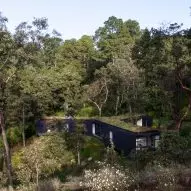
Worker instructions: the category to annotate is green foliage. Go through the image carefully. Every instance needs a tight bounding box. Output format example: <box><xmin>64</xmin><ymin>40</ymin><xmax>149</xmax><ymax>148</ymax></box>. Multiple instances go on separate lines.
<box><xmin>130</xmin><ymin>149</ymin><xmax>156</xmax><ymax>170</ymax></box>
<box><xmin>6</xmin><ymin>127</ymin><xmax>22</xmax><ymax>147</ymax></box>
<box><xmin>55</xmin><ymin>111</ymin><xmax>65</xmax><ymax>117</ymax></box>
<box><xmin>94</xmin><ymin>16</ymin><xmax>140</xmax><ymax>60</ymax></box>
<box><xmin>77</xmin><ymin>106</ymin><xmax>96</xmax><ymax>117</ymax></box>
<box><xmin>180</xmin><ymin>124</ymin><xmax>191</xmax><ymax>137</ymax></box>
<box><xmin>157</xmin><ymin>132</ymin><xmax>191</xmax><ymax>165</ymax></box>
<box><xmin>81</xmin><ymin>137</ymin><xmax>105</xmax><ymax>160</ymax></box>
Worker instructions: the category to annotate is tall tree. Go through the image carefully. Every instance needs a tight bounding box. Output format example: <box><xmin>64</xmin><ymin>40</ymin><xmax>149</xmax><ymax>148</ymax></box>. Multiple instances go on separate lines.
<box><xmin>94</xmin><ymin>16</ymin><xmax>141</xmax><ymax>61</ymax></box>
<box><xmin>133</xmin><ymin>24</ymin><xmax>191</xmax><ymax>130</ymax></box>
<box><xmin>0</xmin><ymin>12</ymin><xmax>16</xmax><ymax>190</ymax></box>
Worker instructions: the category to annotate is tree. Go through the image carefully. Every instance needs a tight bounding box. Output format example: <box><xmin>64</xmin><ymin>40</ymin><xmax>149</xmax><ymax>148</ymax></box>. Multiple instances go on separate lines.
<box><xmin>86</xmin><ymin>77</ymin><xmax>109</xmax><ymax>116</ymax></box>
<box><xmin>56</xmin><ymin>35</ymin><xmax>95</xmax><ymax>69</ymax></box>
<box><xmin>12</xmin><ymin>133</ymin><xmax>74</xmax><ymax>187</ymax></box>
<box><xmin>95</xmin><ymin>59</ymin><xmax>142</xmax><ymax>115</ymax></box>
<box><xmin>133</xmin><ymin>24</ymin><xmax>191</xmax><ymax>130</ymax></box>
<box><xmin>94</xmin><ymin>16</ymin><xmax>141</xmax><ymax>61</ymax></box>
<box><xmin>0</xmin><ymin>13</ymin><xmax>17</xmax><ymax>190</ymax></box>
<box><xmin>64</xmin><ymin>122</ymin><xmax>85</xmax><ymax>165</ymax></box>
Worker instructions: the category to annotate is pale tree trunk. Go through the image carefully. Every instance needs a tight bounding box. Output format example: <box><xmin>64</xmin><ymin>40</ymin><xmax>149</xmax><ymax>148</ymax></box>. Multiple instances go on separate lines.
<box><xmin>77</xmin><ymin>150</ymin><xmax>80</xmax><ymax>165</ymax></box>
<box><xmin>176</xmin><ymin>93</ymin><xmax>191</xmax><ymax>130</ymax></box>
<box><xmin>0</xmin><ymin>112</ymin><xmax>13</xmax><ymax>191</ymax></box>
<box><xmin>176</xmin><ymin>74</ymin><xmax>191</xmax><ymax>130</ymax></box>
<box><xmin>36</xmin><ymin>163</ymin><xmax>39</xmax><ymax>191</ymax></box>
<box><xmin>88</xmin><ymin>100</ymin><xmax>102</xmax><ymax>117</ymax></box>
<box><xmin>88</xmin><ymin>77</ymin><xmax>109</xmax><ymax>117</ymax></box>
<box><xmin>115</xmin><ymin>95</ymin><xmax>119</xmax><ymax>116</ymax></box>
<box><xmin>98</xmin><ymin>107</ymin><xmax>102</xmax><ymax>117</ymax></box>
<box><xmin>22</xmin><ymin>105</ymin><xmax>26</xmax><ymax>147</ymax></box>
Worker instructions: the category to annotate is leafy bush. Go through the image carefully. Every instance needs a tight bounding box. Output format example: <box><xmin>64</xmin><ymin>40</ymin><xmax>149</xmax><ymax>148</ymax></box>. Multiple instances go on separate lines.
<box><xmin>6</xmin><ymin>127</ymin><xmax>22</xmax><ymax>147</ymax></box>
<box><xmin>16</xmin><ymin>178</ymin><xmax>62</xmax><ymax>191</ymax></box>
<box><xmin>129</xmin><ymin>149</ymin><xmax>156</xmax><ymax>170</ymax></box>
<box><xmin>157</xmin><ymin>132</ymin><xmax>191</xmax><ymax>165</ymax></box>
<box><xmin>24</xmin><ymin>122</ymin><xmax>36</xmax><ymax>139</ymax></box>
<box><xmin>81</xmin><ymin>137</ymin><xmax>105</xmax><ymax>161</ymax></box>
<box><xmin>77</xmin><ymin>106</ymin><xmax>96</xmax><ymax>117</ymax></box>
<box><xmin>55</xmin><ymin>111</ymin><xmax>65</xmax><ymax>117</ymax></box>
<box><xmin>180</xmin><ymin>124</ymin><xmax>191</xmax><ymax>137</ymax></box>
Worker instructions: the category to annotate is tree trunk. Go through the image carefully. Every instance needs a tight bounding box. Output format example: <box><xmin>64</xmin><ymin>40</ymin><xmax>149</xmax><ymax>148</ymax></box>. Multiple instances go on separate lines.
<box><xmin>98</xmin><ymin>108</ymin><xmax>102</xmax><ymax>117</ymax></box>
<box><xmin>129</xmin><ymin>103</ymin><xmax>132</xmax><ymax>114</ymax></box>
<box><xmin>176</xmin><ymin>93</ymin><xmax>191</xmax><ymax>130</ymax></box>
<box><xmin>22</xmin><ymin>105</ymin><xmax>26</xmax><ymax>147</ymax></box>
<box><xmin>0</xmin><ymin>112</ymin><xmax>13</xmax><ymax>190</ymax></box>
<box><xmin>115</xmin><ymin>96</ymin><xmax>119</xmax><ymax>116</ymax></box>
<box><xmin>36</xmin><ymin>163</ymin><xmax>39</xmax><ymax>191</ymax></box>
<box><xmin>77</xmin><ymin>150</ymin><xmax>80</xmax><ymax>165</ymax></box>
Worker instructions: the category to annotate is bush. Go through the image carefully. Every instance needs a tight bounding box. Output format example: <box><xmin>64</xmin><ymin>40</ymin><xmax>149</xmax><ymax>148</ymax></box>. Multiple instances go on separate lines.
<box><xmin>6</xmin><ymin>127</ymin><xmax>22</xmax><ymax>147</ymax></box>
<box><xmin>81</xmin><ymin>137</ymin><xmax>105</xmax><ymax>161</ymax></box>
<box><xmin>55</xmin><ymin>111</ymin><xmax>65</xmax><ymax>117</ymax></box>
<box><xmin>15</xmin><ymin>178</ymin><xmax>62</xmax><ymax>191</ymax></box>
<box><xmin>129</xmin><ymin>149</ymin><xmax>156</xmax><ymax>170</ymax></box>
<box><xmin>157</xmin><ymin>132</ymin><xmax>191</xmax><ymax>165</ymax></box>
<box><xmin>138</xmin><ymin>164</ymin><xmax>177</xmax><ymax>191</ymax></box>
<box><xmin>77</xmin><ymin>106</ymin><xmax>96</xmax><ymax>117</ymax></box>
<box><xmin>81</xmin><ymin>161</ymin><xmax>135</xmax><ymax>191</ymax></box>
<box><xmin>180</xmin><ymin>124</ymin><xmax>191</xmax><ymax>137</ymax></box>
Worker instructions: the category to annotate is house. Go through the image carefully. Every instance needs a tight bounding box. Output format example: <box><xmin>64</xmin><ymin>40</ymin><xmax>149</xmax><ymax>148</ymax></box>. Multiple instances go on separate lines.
<box><xmin>36</xmin><ymin>116</ymin><xmax>160</xmax><ymax>156</ymax></box>
<box><xmin>83</xmin><ymin>119</ymin><xmax>160</xmax><ymax>155</ymax></box>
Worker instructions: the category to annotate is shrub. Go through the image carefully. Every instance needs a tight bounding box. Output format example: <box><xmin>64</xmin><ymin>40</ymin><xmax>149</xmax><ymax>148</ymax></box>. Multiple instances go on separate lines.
<box><xmin>138</xmin><ymin>164</ymin><xmax>177</xmax><ymax>191</ymax></box>
<box><xmin>6</xmin><ymin>127</ymin><xmax>22</xmax><ymax>147</ymax></box>
<box><xmin>129</xmin><ymin>149</ymin><xmax>156</xmax><ymax>170</ymax></box>
<box><xmin>55</xmin><ymin>111</ymin><xmax>65</xmax><ymax>117</ymax></box>
<box><xmin>157</xmin><ymin>132</ymin><xmax>191</xmax><ymax>165</ymax></box>
<box><xmin>77</xmin><ymin>106</ymin><xmax>96</xmax><ymax>117</ymax></box>
<box><xmin>15</xmin><ymin>178</ymin><xmax>62</xmax><ymax>191</ymax></box>
<box><xmin>81</xmin><ymin>137</ymin><xmax>105</xmax><ymax>161</ymax></box>
<box><xmin>81</xmin><ymin>161</ymin><xmax>134</xmax><ymax>191</ymax></box>
<box><xmin>180</xmin><ymin>124</ymin><xmax>191</xmax><ymax>138</ymax></box>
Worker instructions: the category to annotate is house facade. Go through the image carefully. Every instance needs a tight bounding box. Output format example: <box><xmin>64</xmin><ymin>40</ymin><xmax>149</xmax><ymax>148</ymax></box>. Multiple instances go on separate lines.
<box><xmin>83</xmin><ymin>119</ymin><xmax>160</xmax><ymax>155</ymax></box>
<box><xmin>36</xmin><ymin>117</ymin><xmax>160</xmax><ymax>155</ymax></box>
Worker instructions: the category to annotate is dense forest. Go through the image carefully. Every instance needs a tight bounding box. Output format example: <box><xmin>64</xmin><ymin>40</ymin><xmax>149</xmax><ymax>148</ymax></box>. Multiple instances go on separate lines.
<box><xmin>0</xmin><ymin>12</ymin><xmax>191</xmax><ymax>190</ymax></box>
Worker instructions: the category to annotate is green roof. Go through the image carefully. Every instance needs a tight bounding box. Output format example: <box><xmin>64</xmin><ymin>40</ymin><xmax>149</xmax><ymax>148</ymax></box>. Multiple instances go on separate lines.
<box><xmin>44</xmin><ymin>115</ymin><xmax>159</xmax><ymax>133</ymax></box>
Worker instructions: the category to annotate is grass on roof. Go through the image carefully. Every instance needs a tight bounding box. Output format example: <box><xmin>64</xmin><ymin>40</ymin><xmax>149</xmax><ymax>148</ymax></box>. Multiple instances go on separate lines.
<box><xmin>95</xmin><ymin>116</ymin><xmax>158</xmax><ymax>133</ymax></box>
<box><xmin>44</xmin><ymin>115</ymin><xmax>159</xmax><ymax>133</ymax></box>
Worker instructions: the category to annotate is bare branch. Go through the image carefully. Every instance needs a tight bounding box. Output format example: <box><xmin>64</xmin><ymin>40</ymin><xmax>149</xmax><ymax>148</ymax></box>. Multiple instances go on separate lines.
<box><xmin>0</xmin><ymin>57</ymin><xmax>9</xmax><ymax>71</ymax></box>
<box><xmin>177</xmin><ymin>73</ymin><xmax>191</xmax><ymax>92</ymax></box>
<box><xmin>5</xmin><ymin>71</ymin><xmax>16</xmax><ymax>84</ymax></box>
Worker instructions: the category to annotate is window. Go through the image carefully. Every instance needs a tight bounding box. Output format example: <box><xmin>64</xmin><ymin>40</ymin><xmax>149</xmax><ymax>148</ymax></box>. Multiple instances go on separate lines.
<box><xmin>109</xmin><ymin>131</ymin><xmax>113</xmax><ymax>141</ymax></box>
<box><xmin>153</xmin><ymin>135</ymin><xmax>160</xmax><ymax>148</ymax></box>
<box><xmin>92</xmin><ymin>123</ymin><xmax>95</xmax><ymax>135</ymax></box>
<box><xmin>136</xmin><ymin>119</ymin><xmax>142</xmax><ymax>127</ymax></box>
<box><xmin>64</xmin><ymin>123</ymin><xmax>69</xmax><ymax>132</ymax></box>
<box><xmin>136</xmin><ymin>137</ymin><xmax>147</xmax><ymax>150</ymax></box>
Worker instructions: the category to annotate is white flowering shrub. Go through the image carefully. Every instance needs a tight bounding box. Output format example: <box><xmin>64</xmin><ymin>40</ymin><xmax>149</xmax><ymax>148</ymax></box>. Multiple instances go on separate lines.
<box><xmin>81</xmin><ymin>162</ymin><xmax>134</xmax><ymax>191</ymax></box>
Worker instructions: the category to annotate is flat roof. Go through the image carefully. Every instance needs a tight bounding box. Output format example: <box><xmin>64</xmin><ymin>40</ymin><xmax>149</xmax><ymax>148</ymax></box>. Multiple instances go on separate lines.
<box><xmin>44</xmin><ymin>115</ymin><xmax>160</xmax><ymax>133</ymax></box>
